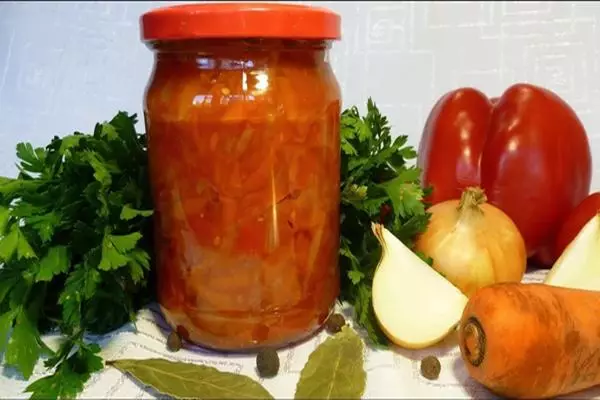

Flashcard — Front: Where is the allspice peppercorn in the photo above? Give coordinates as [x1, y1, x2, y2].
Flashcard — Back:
[166, 331, 182, 352]
[256, 348, 280, 378]
[420, 355, 441, 380]
[325, 313, 346, 334]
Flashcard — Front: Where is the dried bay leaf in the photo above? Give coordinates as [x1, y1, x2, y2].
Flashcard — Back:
[106, 358, 274, 399]
[294, 326, 366, 399]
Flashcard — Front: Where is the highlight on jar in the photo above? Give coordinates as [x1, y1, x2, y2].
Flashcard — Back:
[140, 2, 343, 351]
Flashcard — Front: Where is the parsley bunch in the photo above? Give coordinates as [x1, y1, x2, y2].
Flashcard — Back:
[0, 112, 155, 398]
[339, 99, 432, 346]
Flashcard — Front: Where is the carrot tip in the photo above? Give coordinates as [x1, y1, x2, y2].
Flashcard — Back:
[462, 316, 486, 367]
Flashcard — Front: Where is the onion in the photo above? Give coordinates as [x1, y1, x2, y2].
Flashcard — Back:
[415, 186, 527, 297]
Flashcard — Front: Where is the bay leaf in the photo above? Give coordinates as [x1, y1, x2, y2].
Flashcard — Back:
[294, 326, 366, 399]
[106, 358, 274, 399]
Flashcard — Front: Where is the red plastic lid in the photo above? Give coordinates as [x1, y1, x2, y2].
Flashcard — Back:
[140, 2, 341, 41]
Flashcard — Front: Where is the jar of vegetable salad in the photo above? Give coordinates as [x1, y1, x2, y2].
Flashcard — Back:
[140, 3, 342, 351]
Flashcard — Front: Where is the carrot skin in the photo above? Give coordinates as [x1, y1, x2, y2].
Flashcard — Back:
[458, 282, 600, 399]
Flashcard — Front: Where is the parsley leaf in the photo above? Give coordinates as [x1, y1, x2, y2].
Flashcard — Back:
[5, 309, 43, 379]
[24, 338, 103, 399]
[36, 246, 70, 282]
[16, 143, 46, 175]
[339, 98, 431, 347]
[98, 232, 142, 271]
[0, 309, 17, 353]
[0, 112, 154, 399]
[120, 204, 153, 221]
[0, 225, 19, 261]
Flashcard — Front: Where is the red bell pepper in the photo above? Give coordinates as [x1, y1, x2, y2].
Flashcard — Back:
[554, 192, 600, 260]
[417, 83, 592, 264]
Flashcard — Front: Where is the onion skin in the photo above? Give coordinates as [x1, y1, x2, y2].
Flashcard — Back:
[415, 187, 527, 297]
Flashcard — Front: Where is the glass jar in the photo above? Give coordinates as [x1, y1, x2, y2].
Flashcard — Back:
[140, 3, 342, 351]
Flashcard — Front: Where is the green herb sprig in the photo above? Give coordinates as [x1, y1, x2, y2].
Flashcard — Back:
[0, 112, 155, 398]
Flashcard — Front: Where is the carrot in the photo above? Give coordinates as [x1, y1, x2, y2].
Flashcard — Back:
[458, 282, 600, 399]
